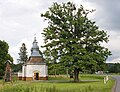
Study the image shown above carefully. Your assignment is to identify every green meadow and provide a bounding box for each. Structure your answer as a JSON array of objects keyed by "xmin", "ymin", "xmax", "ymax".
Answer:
[{"xmin": 0, "ymin": 74, "xmax": 115, "ymax": 92}]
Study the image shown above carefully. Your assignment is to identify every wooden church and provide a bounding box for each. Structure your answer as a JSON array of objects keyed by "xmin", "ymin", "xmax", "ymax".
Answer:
[{"xmin": 19, "ymin": 37, "xmax": 48, "ymax": 81}]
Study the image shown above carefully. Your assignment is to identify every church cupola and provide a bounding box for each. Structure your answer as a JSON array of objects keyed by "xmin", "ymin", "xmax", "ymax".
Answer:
[{"xmin": 31, "ymin": 37, "xmax": 42, "ymax": 57}]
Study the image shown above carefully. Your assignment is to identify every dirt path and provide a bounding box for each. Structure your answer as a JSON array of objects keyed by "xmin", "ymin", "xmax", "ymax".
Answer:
[{"xmin": 112, "ymin": 76, "xmax": 120, "ymax": 92}]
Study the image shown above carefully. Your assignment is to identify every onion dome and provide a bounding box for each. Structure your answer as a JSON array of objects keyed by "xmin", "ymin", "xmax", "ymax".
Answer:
[{"xmin": 31, "ymin": 37, "xmax": 42, "ymax": 57}]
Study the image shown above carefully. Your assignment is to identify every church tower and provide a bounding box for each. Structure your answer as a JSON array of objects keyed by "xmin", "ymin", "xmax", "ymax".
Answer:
[{"xmin": 21, "ymin": 37, "xmax": 48, "ymax": 81}]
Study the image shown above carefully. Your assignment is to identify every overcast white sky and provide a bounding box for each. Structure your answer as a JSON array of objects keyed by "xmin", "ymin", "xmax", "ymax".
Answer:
[{"xmin": 0, "ymin": 0, "xmax": 120, "ymax": 63}]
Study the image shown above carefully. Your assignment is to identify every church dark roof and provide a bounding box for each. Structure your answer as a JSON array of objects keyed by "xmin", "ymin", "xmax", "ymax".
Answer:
[{"xmin": 26, "ymin": 57, "xmax": 45, "ymax": 65}]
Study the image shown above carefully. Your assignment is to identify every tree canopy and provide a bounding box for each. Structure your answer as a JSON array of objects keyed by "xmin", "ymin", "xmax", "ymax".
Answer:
[
  {"xmin": 17, "ymin": 43, "xmax": 28, "ymax": 71},
  {"xmin": 0, "ymin": 40, "xmax": 13, "ymax": 76},
  {"xmin": 41, "ymin": 2, "xmax": 111, "ymax": 82},
  {"xmin": 18, "ymin": 43, "xmax": 28, "ymax": 64}
]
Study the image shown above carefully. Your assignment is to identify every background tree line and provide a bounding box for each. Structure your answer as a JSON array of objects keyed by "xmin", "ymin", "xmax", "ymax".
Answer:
[{"xmin": 107, "ymin": 63, "xmax": 120, "ymax": 73}]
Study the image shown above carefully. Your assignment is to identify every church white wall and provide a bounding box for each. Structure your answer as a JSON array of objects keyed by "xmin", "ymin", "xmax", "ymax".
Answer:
[
  {"xmin": 24, "ymin": 65, "xmax": 48, "ymax": 77},
  {"xmin": 22, "ymin": 65, "xmax": 24, "ymax": 77},
  {"xmin": 22, "ymin": 65, "xmax": 27, "ymax": 77}
]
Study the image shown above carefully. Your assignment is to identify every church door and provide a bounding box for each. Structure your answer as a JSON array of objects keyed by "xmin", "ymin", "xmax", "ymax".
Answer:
[{"xmin": 34, "ymin": 73, "xmax": 39, "ymax": 80}]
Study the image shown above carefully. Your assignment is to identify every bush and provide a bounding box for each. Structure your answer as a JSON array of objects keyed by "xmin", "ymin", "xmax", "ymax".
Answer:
[{"xmin": 0, "ymin": 76, "xmax": 3, "ymax": 79}]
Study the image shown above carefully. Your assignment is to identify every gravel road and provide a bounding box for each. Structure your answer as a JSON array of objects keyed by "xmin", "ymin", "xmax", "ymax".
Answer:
[{"xmin": 112, "ymin": 76, "xmax": 120, "ymax": 92}]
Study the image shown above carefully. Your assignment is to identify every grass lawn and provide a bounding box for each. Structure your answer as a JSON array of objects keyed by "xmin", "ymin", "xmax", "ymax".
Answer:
[{"xmin": 0, "ymin": 74, "xmax": 115, "ymax": 92}]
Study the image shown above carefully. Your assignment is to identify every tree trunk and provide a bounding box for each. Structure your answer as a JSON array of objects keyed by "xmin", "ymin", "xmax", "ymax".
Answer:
[
  {"xmin": 74, "ymin": 68, "xmax": 79, "ymax": 82},
  {"xmin": 54, "ymin": 69, "xmax": 56, "ymax": 77},
  {"xmin": 66, "ymin": 68, "xmax": 69, "ymax": 78}
]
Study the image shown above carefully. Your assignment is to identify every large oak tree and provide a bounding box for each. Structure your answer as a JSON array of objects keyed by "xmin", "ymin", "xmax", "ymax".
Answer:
[{"xmin": 41, "ymin": 2, "xmax": 111, "ymax": 82}]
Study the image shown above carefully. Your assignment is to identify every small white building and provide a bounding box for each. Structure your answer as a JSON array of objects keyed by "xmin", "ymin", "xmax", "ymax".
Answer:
[{"xmin": 20, "ymin": 37, "xmax": 48, "ymax": 81}]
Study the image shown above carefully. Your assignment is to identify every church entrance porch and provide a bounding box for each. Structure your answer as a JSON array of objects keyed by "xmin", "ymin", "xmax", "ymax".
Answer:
[{"xmin": 33, "ymin": 70, "xmax": 40, "ymax": 80}]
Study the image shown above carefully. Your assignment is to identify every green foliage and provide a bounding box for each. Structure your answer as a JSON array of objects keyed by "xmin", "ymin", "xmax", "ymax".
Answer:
[
  {"xmin": 107, "ymin": 63, "xmax": 120, "ymax": 73},
  {"xmin": 17, "ymin": 43, "xmax": 28, "ymax": 71},
  {"xmin": 0, "ymin": 40, "xmax": 13, "ymax": 76},
  {"xmin": 14, "ymin": 43, "xmax": 28, "ymax": 71},
  {"xmin": 41, "ymin": 2, "xmax": 111, "ymax": 81},
  {"xmin": 18, "ymin": 43, "xmax": 28, "ymax": 64},
  {"xmin": 12, "ymin": 63, "xmax": 23, "ymax": 72},
  {"xmin": 48, "ymin": 63, "xmax": 66, "ymax": 75}
]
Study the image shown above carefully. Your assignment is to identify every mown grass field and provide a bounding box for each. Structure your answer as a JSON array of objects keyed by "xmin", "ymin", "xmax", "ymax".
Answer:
[{"xmin": 0, "ymin": 74, "xmax": 115, "ymax": 92}]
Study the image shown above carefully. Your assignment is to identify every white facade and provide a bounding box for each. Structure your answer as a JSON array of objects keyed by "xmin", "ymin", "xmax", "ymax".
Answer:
[{"xmin": 22, "ymin": 64, "xmax": 48, "ymax": 78}]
